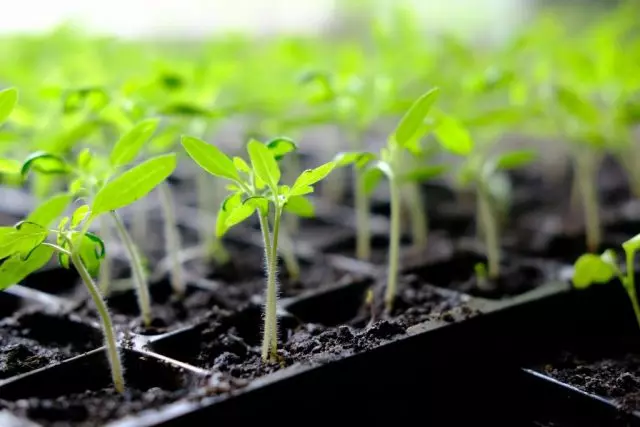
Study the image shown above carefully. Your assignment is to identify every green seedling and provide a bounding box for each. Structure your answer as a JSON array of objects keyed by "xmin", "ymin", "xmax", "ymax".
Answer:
[
  {"xmin": 434, "ymin": 114, "xmax": 536, "ymax": 284},
  {"xmin": 0, "ymin": 204, "xmax": 123, "ymax": 393},
  {"xmin": 573, "ymin": 234, "xmax": 640, "ymax": 329},
  {"xmin": 345, "ymin": 87, "xmax": 444, "ymax": 312},
  {"xmin": 181, "ymin": 135, "xmax": 338, "ymax": 362},
  {"xmin": 21, "ymin": 125, "xmax": 178, "ymax": 326}
]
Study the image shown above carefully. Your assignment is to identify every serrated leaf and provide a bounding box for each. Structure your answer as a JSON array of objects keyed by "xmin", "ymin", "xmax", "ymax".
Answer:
[
  {"xmin": 0, "ymin": 222, "xmax": 48, "ymax": 260},
  {"xmin": 215, "ymin": 193, "xmax": 242, "ymax": 237},
  {"xmin": 572, "ymin": 253, "xmax": 616, "ymax": 289},
  {"xmin": 0, "ymin": 158, "xmax": 22, "ymax": 175},
  {"xmin": 27, "ymin": 193, "xmax": 72, "ymax": 228},
  {"xmin": 291, "ymin": 162, "xmax": 335, "ymax": 194},
  {"xmin": 110, "ymin": 119, "xmax": 159, "ymax": 167},
  {"xmin": 434, "ymin": 116, "xmax": 474, "ymax": 156},
  {"xmin": 91, "ymin": 153, "xmax": 177, "ymax": 217},
  {"xmin": 224, "ymin": 202, "xmax": 256, "ymax": 230},
  {"xmin": 284, "ymin": 196, "xmax": 315, "ymax": 217},
  {"xmin": 181, "ymin": 136, "xmax": 239, "ymax": 182},
  {"xmin": 247, "ymin": 139, "xmax": 281, "ymax": 189},
  {"xmin": 0, "ymin": 88, "xmax": 18, "ymax": 125},
  {"xmin": 21, "ymin": 151, "xmax": 70, "ymax": 177},
  {"xmin": 71, "ymin": 205, "xmax": 91, "ymax": 228},
  {"xmin": 398, "ymin": 164, "xmax": 448, "ymax": 183},
  {"xmin": 495, "ymin": 150, "xmax": 537, "ymax": 170},
  {"xmin": 392, "ymin": 87, "xmax": 439, "ymax": 147},
  {"xmin": 0, "ymin": 245, "xmax": 54, "ymax": 290},
  {"xmin": 266, "ymin": 137, "xmax": 297, "ymax": 161}
]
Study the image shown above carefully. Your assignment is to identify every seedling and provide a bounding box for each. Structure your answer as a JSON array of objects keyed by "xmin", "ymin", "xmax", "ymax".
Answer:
[
  {"xmin": 0, "ymin": 204, "xmax": 123, "ymax": 393},
  {"xmin": 434, "ymin": 113, "xmax": 536, "ymax": 284},
  {"xmin": 21, "ymin": 129, "xmax": 178, "ymax": 326},
  {"xmin": 346, "ymin": 87, "xmax": 444, "ymax": 312},
  {"xmin": 573, "ymin": 234, "xmax": 640, "ymax": 329},
  {"xmin": 181, "ymin": 135, "xmax": 338, "ymax": 361}
]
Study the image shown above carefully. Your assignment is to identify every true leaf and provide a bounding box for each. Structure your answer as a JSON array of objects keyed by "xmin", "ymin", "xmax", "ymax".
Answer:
[
  {"xmin": 181, "ymin": 136, "xmax": 239, "ymax": 182},
  {"xmin": 266, "ymin": 137, "xmax": 297, "ymax": 160},
  {"xmin": 215, "ymin": 193, "xmax": 242, "ymax": 237},
  {"xmin": 572, "ymin": 253, "xmax": 617, "ymax": 289},
  {"xmin": 110, "ymin": 119, "xmax": 159, "ymax": 167},
  {"xmin": 21, "ymin": 151, "xmax": 70, "ymax": 177},
  {"xmin": 247, "ymin": 139, "xmax": 281, "ymax": 189},
  {"xmin": 0, "ymin": 222, "xmax": 48, "ymax": 260},
  {"xmin": 0, "ymin": 88, "xmax": 18, "ymax": 125},
  {"xmin": 284, "ymin": 196, "xmax": 315, "ymax": 217},
  {"xmin": 291, "ymin": 162, "xmax": 335, "ymax": 194},
  {"xmin": 392, "ymin": 87, "xmax": 439, "ymax": 147},
  {"xmin": 434, "ymin": 115, "xmax": 474, "ymax": 156},
  {"xmin": 224, "ymin": 203, "xmax": 256, "ymax": 230},
  {"xmin": 0, "ymin": 245, "xmax": 54, "ymax": 290},
  {"xmin": 495, "ymin": 150, "xmax": 537, "ymax": 170},
  {"xmin": 91, "ymin": 153, "xmax": 177, "ymax": 217},
  {"xmin": 27, "ymin": 193, "xmax": 72, "ymax": 228},
  {"xmin": 333, "ymin": 152, "xmax": 375, "ymax": 169},
  {"xmin": 71, "ymin": 205, "xmax": 91, "ymax": 228},
  {"xmin": 233, "ymin": 157, "xmax": 251, "ymax": 173}
]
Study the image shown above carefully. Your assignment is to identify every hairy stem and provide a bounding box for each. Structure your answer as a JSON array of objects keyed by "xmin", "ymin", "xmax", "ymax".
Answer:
[
  {"xmin": 385, "ymin": 178, "xmax": 401, "ymax": 313},
  {"xmin": 158, "ymin": 182, "xmax": 185, "ymax": 297},
  {"xmin": 625, "ymin": 251, "xmax": 640, "ymax": 330},
  {"xmin": 71, "ymin": 250, "xmax": 124, "ymax": 393},
  {"xmin": 478, "ymin": 185, "xmax": 500, "ymax": 281},
  {"xmin": 404, "ymin": 182, "xmax": 428, "ymax": 250},
  {"xmin": 258, "ymin": 210, "xmax": 278, "ymax": 361},
  {"xmin": 576, "ymin": 151, "xmax": 601, "ymax": 253},
  {"xmin": 355, "ymin": 168, "xmax": 371, "ymax": 261},
  {"xmin": 98, "ymin": 216, "xmax": 112, "ymax": 296},
  {"xmin": 111, "ymin": 211, "xmax": 152, "ymax": 327}
]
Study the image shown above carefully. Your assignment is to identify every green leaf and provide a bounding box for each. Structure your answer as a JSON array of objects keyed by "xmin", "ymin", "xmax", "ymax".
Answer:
[
  {"xmin": 623, "ymin": 233, "xmax": 640, "ymax": 255},
  {"xmin": 362, "ymin": 167, "xmax": 384, "ymax": 195},
  {"xmin": 110, "ymin": 119, "xmax": 159, "ymax": 167},
  {"xmin": 495, "ymin": 150, "xmax": 537, "ymax": 170},
  {"xmin": 572, "ymin": 253, "xmax": 617, "ymax": 289},
  {"xmin": 291, "ymin": 162, "xmax": 336, "ymax": 194},
  {"xmin": 0, "ymin": 158, "xmax": 22, "ymax": 175},
  {"xmin": 77, "ymin": 148, "xmax": 93, "ymax": 169},
  {"xmin": 0, "ymin": 245, "xmax": 54, "ymax": 290},
  {"xmin": 554, "ymin": 86, "xmax": 599, "ymax": 123},
  {"xmin": 398, "ymin": 165, "xmax": 449, "ymax": 183},
  {"xmin": 289, "ymin": 185, "xmax": 314, "ymax": 197},
  {"xmin": 0, "ymin": 222, "xmax": 49, "ymax": 260},
  {"xmin": 27, "ymin": 193, "xmax": 72, "ymax": 228},
  {"xmin": 181, "ymin": 136, "xmax": 239, "ymax": 182},
  {"xmin": 266, "ymin": 137, "xmax": 298, "ymax": 160},
  {"xmin": 71, "ymin": 205, "xmax": 91, "ymax": 228},
  {"xmin": 284, "ymin": 196, "xmax": 315, "ymax": 217},
  {"xmin": 434, "ymin": 115, "xmax": 474, "ymax": 156},
  {"xmin": 247, "ymin": 139, "xmax": 281, "ymax": 189},
  {"xmin": 0, "ymin": 88, "xmax": 18, "ymax": 125},
  {"xmin": 159, "ymin": 102, "xmax": 214, "ymax": 118},
  {"xmin": 233, "ymin": 157, "xmax": 251, "ymax": 173},
  {"xmin": 91, "ymin": 153, "xmax": 177, "ymax": 217},
  {"xmin": 465, "ymin": 107, "xmax": 524, "ymax": 128},
  {"xmin": 21, "ymin": 151, "xmax": 70, "ymax": 178},
  {"xmin": 62, "ymin": 87, "xmax": 109, "ymax": 114},
  {"xmin": 225, "ymin": 202, "xmax": 256, "ymax": 230},
  {"xmin": 333, "ymin": 152, "xmax": 376, "ymax": 169},
  {"xmin": 215, "ymin": 193, "xmax": 242, "ymax": 237},
  {"xmin": 76, "ymin": 232, "xmax": 105, "ymax": 276},
  {"xmin": 392, "ymin": 87, "xmax": 440, "ymax": 147}
]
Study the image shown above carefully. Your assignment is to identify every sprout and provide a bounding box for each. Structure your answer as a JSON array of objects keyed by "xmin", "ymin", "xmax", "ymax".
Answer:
[{"xmin": 181, "ymin": 135, "xmax": 340, "ymax": 361}]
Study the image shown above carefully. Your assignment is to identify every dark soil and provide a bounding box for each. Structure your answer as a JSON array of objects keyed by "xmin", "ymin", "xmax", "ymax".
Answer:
[
  {"xmin": 0, "ymin": 311, "xmax": 101, "ymax": 380},
  {"xmin": 405, "ymin": 250, "xmax": 551, "ymax": 299},
  {"xmin": 544, "ymin": 351, "xmax": 640, "ymax": 413},
  {"xmin": 0, "ymin": 386, "xmax": 189, "ymax": 427}
]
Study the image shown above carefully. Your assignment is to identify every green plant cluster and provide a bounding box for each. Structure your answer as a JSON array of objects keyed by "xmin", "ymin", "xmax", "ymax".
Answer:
[{"xmin": 0, "ymin": 1, "xmax": 638, "ymax": 392}]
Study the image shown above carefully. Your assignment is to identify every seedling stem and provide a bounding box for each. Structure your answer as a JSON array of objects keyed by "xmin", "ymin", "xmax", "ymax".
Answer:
[
  {"xmin": 576, "ymin": 151, "xmax": 601, "ymax": 252},
  {"xmin": 158, "ymin": 182, "xmax": 186, "ymax": 296},
  {"xmin": 355, "ymin": 168, "xmax": 371, "ymax": 261},
  {"xmin": 259, "ymin": 209, "xmax": 279, "ymax": 361},
  {"xmin": 384, "ymin": 175, "xmax": 401, "ymax": 313},
  {"xmin": 478, "ymin": 184, "xmax": 500, "ymax": 280}
]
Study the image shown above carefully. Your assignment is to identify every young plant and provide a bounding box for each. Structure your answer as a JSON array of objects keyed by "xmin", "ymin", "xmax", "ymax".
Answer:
[
  {"xmin": 573, "ymin": 234, "xmax": 640, "ymax": 329},
  {"xmin": 0, "ymin": 205, "xmax": 123, "ymax": 393},
  {"xmin": 22, "ymin": 133, "xmax": 178, "ymax": 326},
  {"xmin": 181, "ymin": 135, "xmax": 337, "ymax": 362},
  {"xmin": 434, "ymin": 114, "xmax": 536, "ymax": 284},
  {"xmin": 350, "ymin": 87, "xmax": 442, "ymax": 312}
]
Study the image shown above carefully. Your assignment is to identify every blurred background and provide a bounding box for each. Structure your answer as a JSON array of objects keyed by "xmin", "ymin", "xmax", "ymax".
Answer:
[{"xmin": 0, "ymin": 0, "xmax": 620, "ymax": 40}]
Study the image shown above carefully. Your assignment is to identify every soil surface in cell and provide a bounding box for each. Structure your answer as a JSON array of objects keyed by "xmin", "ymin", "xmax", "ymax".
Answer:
[
  {"xmin": 0, "ymin": 311, "xmax": 101, "ymax": 380},
  {"xmin": 545, "ymin": 351, "xmax": 640, "ymax": 413},
  {"xmin": 0, "ymin": 386, "xmax": 189, "ymax": 427}
]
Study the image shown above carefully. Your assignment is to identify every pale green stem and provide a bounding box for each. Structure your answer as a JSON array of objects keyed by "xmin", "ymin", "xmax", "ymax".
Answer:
[
  {"xmin": 158, "ymin": 182, "xmax": 185, "ymax": 297},
  {"xmin": 196, "ymin": 170, "xmax": 215, "ymax": 259},
  {"xmin": 111, "ymin": 211, "xmax": 152, "ymax": 327},
  {"xmin": 478, "ymin": 185, "xmax": 500, "ymax": 281},
  {"xmin": 258, "ymin": 210, "xmax": 278, "ymax": 361},
  {"xmin": 355, "ymin": 168, "xmax": 371, "ymax": 261},
  {"xmin": 404, "ymin": 182, "xmax": 428, "ymax": 250},
  {"xmin": 384, "ymin": 178, "xmax": 402, "ymax": 313},
  {"xmin": 98, "ymin": 216, "xmax": 112, "ymax": 296},
  {"xmin": 71, "ymin": 250, "xmax": 124, "ymax": 393},
  {"xmin": 625, "ymin": 250, "xmax": 640, "ymax": 330},
  {"xmin": 576, "ymin": 151, "xmax": 601, "ymax": 253}
]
